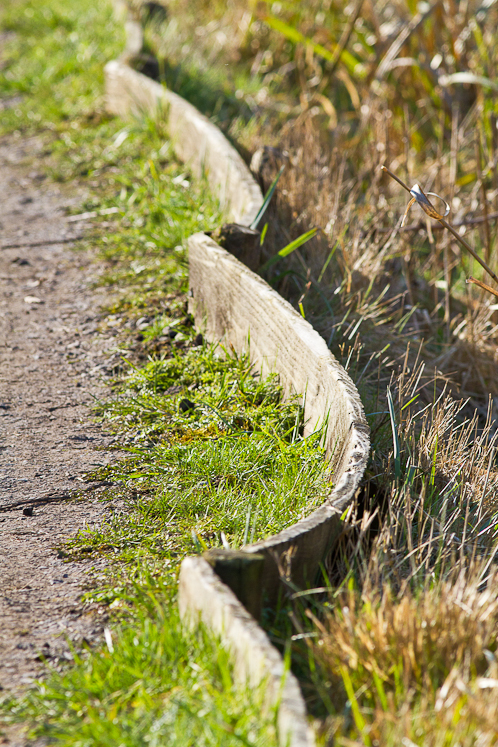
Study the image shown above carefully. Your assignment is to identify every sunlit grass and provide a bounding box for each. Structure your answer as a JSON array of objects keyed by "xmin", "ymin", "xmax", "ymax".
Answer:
[
  {"xmin": 5, "ymin": 577, "xmax": 278, "ymax": 747},
  {"xmin": 66, "ymin": 343, "xmax": 329, "ymax": 564},
  {"xmin": 0, "ymin": 0, "xmax": 124, "ymax": 133}
]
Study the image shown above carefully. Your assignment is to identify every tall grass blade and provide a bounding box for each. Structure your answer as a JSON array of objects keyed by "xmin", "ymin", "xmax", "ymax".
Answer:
[
  {"xmin": 250, "ymin": 165, "xmax": 285, "ymax": 230},
  {"xmin": 260, "ymin": 228, "xmax": 319, "ymax": 272},
  {"xmin": 339, "ymin": 665, "xmax": 372, "ymax": 745},
  {"xmin": 263, "ymin": 14, "xmax": 361, "ymax": 76},
  {"xmin": 438, "ymin": 72, "xmax": 498, "ymax": 91},
  {"xmin": 387, "ymin": 386, "xmax": 401, "ymax": 480}
]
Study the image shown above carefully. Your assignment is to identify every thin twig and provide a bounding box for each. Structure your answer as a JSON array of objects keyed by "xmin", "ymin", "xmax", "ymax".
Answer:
[
  {"xmin": 467, "ymin": 276, "xmax": 498, "ymax": 300},
  {"xmin": 1, "ymin": 236, "xmax": 87, "ymax": 250},
  {"xmin": 374, "ymin": 210, "xmax": 498, "ymax": 234},
  {"xmin": 0, "ymin": 480, "xmax": 114, "ymax": 512},
  {"xmin": 0, "ymin": 493, "xmax": 75, "ymax": 512},
  {"xmin": 381, "ymin": 165, "xmax": 498, "ymax": 287}
]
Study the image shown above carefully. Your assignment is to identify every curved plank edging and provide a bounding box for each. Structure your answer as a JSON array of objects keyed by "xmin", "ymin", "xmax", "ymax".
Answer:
[
  {"xmin": 104, "ymin": 39, "xmax": 314, "ymax": 746},
  {"xmin": 104, "ymin": 17, "xmax": 369, "ymax": 746},
  {"xmin": 179, "ymin": 557, "xmax": 313, "ymax": 747},
  {"xmin": 189, "ymin": 232, "xmax": 369, "ymax": 602},
  {"xmin": 105, "ymin": 60, "xmax": 263, "ymax": 226}
]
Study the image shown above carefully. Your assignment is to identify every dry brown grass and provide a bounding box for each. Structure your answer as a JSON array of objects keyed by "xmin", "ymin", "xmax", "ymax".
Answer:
[
  {"xmin": 310, "ymin": 567, "xmax": 498, "ymax": 746},
  {"xmin": 303, "ymin": 376, "xmax": 498, "ymax": 742}
]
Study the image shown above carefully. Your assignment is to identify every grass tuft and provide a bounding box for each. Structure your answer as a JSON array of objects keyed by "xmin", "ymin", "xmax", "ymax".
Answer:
[{"xmin": 5, "ymin": 577, "xmax": 277, "ymax": 747}]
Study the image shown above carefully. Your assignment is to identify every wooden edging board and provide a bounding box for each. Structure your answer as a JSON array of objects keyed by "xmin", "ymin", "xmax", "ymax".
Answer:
[
  {"xmin": 104, "ymin": 11, "xmax": 370, "ymax": 746},
  {"xmin": 188, "ymin": 233, "xmax": 370, "ymax": 605},
  {"xmin": 179, "ymin": 556, "xmax": 313, "ymax": 747}
]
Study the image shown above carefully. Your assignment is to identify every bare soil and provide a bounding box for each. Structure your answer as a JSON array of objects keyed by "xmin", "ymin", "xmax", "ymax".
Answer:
[{"xmin": 0, "ymin": 134, "xmax": 122, "ymax": 742}]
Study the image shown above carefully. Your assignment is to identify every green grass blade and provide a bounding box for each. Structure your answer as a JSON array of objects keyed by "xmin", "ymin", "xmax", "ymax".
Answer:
[
  {"xmin": 259, "ymin": 228, "xmax": 319, "ymax": 272},
  {"xmin": 263, "ymin": 15, "xmax": 361, "ymax": 77},
  {"xmin": 250, "ymin": 165, "xmax": 285, "ymax": 230},
  {"xmin": 386, "ymin": 386, "xmax": 401, "ymax": 480},
  {"xmin": 340, "ymin": 665, "xmax": 372, "ymax": 745}
]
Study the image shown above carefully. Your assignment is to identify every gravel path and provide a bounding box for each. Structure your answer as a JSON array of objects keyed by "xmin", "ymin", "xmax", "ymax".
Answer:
[{"xmin": 0, "ymin": 134, "xmax": 119, "ymax": 741}]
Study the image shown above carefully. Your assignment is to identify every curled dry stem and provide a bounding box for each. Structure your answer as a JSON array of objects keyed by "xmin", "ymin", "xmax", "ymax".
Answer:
[
  {"xmin": 381, "ymin": 164, "xmax": 498, "ymax": 291},
  {"xmin": 467, "ymin": 276, "xmax": 498, "ymax": 300}
]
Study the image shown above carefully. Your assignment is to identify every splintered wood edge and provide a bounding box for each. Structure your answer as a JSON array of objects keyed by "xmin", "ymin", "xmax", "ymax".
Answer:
[
  {"xmin": 179, "ymin": 557, "xmax": 314, "ymax": 747},
  {"xmin": 104, "ymin": 60, "xmax": 263, "ymax": 226},
  {"xmin": 188, "ymin": 232, "xmax": 369, "ymax": 603}
]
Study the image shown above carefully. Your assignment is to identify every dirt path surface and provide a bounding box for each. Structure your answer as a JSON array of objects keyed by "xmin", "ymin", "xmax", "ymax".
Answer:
[{"xmin": 0, "ymin": 134, "xmax": 119, "ymax": 734}]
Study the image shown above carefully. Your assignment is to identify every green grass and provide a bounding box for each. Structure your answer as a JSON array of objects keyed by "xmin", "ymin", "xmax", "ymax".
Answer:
[
  {"xmin": 0, "ymin": 0, "xmax": 124, "ymax": 132},
  {"xmin": 6, "ymin": 577, "xmax": 277, "ymax": 747},
  {"xmin": 66, "ymin": 343, "xmax": 329, "ymax": 564}
]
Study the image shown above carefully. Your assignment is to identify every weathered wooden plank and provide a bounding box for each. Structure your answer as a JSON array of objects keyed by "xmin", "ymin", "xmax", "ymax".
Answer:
[
  {"xmin": 203, "ymin": 548, "xmax": 265, "ymax": 619},
  {"xmin": 188, "ymin": 232, "xmax": 368, "ymax": 478},
  {"xmin": 188, "ymin": 232, "xmax": 370, "ymax": 602},
  {"xmin": 105, "ymin": 26, "xmax": 369, "ymax": 742}
]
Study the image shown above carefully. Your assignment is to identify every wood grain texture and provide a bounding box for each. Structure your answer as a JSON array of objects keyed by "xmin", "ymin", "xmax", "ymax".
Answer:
[
  {"xmin": 189, "ymin": 232, "xmax": 370, "ymax": 602},
  {"xmin": 179, "ymin": 557, "xmax": 314, "ymax": 747},
  {"xmin": 104, "ymin": 60, "xmax": 263, "ymax": 226}
]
